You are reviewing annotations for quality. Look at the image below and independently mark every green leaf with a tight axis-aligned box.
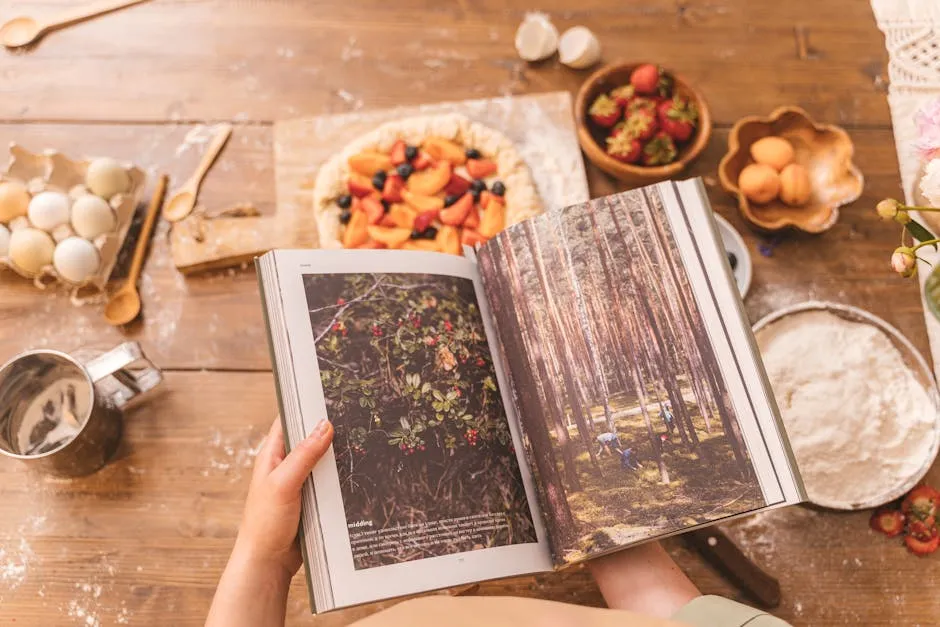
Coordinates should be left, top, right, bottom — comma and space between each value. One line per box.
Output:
907, 219, 937, 248
359, 397, 368, 408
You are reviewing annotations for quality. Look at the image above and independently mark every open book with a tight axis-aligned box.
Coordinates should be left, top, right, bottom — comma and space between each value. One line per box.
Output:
256, 179, 805, 613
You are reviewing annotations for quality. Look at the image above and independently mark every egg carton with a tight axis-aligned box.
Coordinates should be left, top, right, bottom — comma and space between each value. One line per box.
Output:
0, 143, 147, 298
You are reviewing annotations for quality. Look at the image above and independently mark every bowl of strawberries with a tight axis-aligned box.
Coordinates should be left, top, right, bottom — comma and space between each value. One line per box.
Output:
575, 62, 711, 184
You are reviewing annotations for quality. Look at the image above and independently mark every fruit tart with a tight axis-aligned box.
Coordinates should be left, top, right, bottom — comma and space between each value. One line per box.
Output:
312, 114, 543, 254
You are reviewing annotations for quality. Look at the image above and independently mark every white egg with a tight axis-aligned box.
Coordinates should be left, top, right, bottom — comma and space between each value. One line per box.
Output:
9, 227, 55, 274
71, 194, 116, 240
53, 237, 100, 284
28, 191, 71, 231
85, 158, 130, 199
0, 180, 30, 223
0, 224, 9, 257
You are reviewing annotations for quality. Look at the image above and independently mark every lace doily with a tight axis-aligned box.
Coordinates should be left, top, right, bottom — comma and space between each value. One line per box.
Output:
872, 0, 940, 376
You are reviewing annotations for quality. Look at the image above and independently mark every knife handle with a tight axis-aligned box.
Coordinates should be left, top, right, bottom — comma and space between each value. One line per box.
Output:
685, 527, 781, 609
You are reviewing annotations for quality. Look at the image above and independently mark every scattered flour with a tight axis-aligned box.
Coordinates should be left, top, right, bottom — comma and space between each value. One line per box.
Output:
204, 427, 265, 480
757, 310, 938, 508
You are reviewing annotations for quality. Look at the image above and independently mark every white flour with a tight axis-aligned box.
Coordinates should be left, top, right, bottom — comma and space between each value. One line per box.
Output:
757, 310, 938, 507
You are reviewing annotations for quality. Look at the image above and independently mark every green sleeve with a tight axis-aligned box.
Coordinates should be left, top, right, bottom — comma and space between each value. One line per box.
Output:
672, 595, 792, 627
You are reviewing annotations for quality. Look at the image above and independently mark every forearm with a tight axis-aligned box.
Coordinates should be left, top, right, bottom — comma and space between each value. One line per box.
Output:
589, 542, 700, 619
206, 543, 293, 627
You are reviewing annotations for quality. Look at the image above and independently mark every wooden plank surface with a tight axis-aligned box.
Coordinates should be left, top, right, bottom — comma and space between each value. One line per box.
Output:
0, 0, 929, 625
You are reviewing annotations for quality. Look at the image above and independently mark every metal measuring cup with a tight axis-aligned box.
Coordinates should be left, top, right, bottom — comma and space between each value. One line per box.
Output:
0, 341, 162, 476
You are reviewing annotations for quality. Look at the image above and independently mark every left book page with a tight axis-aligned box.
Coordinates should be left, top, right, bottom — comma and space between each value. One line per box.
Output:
256, 249, 552, 613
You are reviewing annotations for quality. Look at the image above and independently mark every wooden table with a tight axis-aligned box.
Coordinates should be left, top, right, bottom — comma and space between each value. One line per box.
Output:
0, 1, 928, 625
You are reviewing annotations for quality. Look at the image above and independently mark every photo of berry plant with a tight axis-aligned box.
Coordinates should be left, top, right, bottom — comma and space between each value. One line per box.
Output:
304, 272, 538, 570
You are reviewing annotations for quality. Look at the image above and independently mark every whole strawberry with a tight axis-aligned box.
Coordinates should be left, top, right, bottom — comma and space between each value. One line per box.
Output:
610, 84, 635, 108
628, 97, 658, 117
619, 109, 658, 142
630, 64, 661, 96
606, 133, 642, 164
657, 97, 699, 142
642, 132, 678, 166
589, 94, 622, 128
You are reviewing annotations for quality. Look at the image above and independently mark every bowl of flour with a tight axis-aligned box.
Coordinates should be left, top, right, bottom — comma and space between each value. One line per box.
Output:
754, 301, 940, 510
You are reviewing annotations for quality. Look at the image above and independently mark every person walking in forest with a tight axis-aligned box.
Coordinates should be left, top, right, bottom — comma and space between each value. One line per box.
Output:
596, 430, 623, 456
207, 417, 790, 627
660, 401, 676, 434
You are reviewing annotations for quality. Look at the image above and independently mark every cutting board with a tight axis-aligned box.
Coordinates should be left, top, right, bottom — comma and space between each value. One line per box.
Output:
170, 91, 590, 272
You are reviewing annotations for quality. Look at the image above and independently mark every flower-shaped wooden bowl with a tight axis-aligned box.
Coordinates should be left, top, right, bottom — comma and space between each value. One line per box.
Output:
718, 106, 863, 233
575, 62, 712, 185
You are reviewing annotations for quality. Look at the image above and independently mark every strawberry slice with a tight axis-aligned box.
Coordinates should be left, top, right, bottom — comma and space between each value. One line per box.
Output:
440, 193, 473, 226
360, 196, 386, 225
412, 153, 432, 170
906, 528, 940, 556
610, 84, 635, 107
444, 173, 471, 196
467, 158, 497, 179
463, 206, 480, 230
390, 140, 408, 166
460, 229, 486, 247
903, 485, 940, 520
870, 508, 905, 538
382, 174, 404, 203
348, 173, 375, 198
412, 210, 439, 234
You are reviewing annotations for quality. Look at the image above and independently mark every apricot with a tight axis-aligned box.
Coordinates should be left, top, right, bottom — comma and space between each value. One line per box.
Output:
750, 137, 795, 171
779, 163, 812, 207
738, 163, 781, 205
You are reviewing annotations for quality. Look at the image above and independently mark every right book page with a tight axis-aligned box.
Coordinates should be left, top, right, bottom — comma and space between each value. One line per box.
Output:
476, 179, 805, 567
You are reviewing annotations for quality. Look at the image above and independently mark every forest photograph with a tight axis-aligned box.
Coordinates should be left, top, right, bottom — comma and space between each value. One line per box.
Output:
478, 187, 764, 564
304, 272, 538, 570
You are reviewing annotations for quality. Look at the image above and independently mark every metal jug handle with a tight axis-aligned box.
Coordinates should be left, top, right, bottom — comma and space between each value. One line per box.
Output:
82, 342, 163, 408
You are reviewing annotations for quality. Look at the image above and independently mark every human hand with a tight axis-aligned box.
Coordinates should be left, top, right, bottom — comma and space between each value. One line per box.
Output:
233, 417, 333, 580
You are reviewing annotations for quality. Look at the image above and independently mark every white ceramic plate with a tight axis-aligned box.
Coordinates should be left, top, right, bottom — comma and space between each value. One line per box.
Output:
712, 213, 752, 299
753, 301, 940, 511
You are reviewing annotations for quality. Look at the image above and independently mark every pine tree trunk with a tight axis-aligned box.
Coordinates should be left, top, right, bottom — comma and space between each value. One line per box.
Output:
486, 239, 579, 538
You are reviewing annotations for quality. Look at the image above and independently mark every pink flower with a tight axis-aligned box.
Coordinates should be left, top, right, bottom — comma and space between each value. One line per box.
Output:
891, 246, 917, 278
915, 98, 940, 161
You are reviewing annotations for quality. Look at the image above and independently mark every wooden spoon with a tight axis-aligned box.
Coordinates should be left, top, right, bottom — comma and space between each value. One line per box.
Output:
104, 174, 168, 326
163, 124, 233, 223
0, 0, 150, 49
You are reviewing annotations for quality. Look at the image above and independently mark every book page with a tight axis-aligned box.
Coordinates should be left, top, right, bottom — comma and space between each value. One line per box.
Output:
269, 250, 551, 609
477, 180, 803, 566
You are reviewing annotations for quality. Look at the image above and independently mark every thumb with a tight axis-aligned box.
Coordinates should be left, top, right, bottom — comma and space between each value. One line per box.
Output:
269, 419, 334, 497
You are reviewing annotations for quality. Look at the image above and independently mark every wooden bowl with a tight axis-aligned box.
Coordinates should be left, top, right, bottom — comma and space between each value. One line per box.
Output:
718, 106, 863, 233
575, 62, 712, 185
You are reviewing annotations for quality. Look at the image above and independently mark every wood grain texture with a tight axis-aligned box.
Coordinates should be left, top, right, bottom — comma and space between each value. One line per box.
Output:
0, 0, 889, 125
0, 0, 928, 625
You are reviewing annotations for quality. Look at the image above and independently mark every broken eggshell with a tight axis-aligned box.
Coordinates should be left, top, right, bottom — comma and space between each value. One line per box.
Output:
558, 26, 601, 69
515, 13, 559, 62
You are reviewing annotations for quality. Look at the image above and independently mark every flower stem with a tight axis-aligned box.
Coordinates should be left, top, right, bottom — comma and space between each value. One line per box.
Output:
913, 239, 940, 252
904, 205, 940, 213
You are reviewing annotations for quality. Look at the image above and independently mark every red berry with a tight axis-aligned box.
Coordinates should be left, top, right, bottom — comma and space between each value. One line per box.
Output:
420, 445, 426, 451
337, 297, 346, 305
444, 321, 453, 332
476, 358, 485, 367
